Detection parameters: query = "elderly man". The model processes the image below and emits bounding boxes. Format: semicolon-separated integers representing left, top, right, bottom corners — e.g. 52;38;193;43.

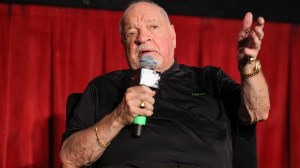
60;1;270;167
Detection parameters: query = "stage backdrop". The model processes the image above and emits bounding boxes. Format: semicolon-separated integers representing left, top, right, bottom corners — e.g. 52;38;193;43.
0;3;299;168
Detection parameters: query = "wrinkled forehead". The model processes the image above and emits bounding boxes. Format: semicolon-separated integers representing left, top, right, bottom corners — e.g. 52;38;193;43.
122;2;165;26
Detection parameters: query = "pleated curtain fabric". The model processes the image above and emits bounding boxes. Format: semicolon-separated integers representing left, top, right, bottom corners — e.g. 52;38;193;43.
0;3;300;168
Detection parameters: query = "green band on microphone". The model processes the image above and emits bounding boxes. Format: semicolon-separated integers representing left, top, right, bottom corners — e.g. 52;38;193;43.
133;116;146;125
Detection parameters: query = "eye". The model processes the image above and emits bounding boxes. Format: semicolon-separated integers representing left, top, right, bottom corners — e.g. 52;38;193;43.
127;31;136;37
151;25;158;30
125;30;138;41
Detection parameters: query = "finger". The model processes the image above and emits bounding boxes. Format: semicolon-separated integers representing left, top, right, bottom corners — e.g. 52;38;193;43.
138;93;155;105
139;99;154;111
127;94;154;114
132;105;154;117
253;26;264;41
253;19;265;41
114;98;138;125
242;12;253;31
238;12;253;40
125;86;155;109
136;85;156;96
243;47;259;58
126;86;155;100
256;16;265;29
250;30;262;49
137;109;153;117
140;109;154;117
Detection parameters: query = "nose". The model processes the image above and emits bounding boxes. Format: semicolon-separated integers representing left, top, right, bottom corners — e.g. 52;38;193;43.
134;29;151;45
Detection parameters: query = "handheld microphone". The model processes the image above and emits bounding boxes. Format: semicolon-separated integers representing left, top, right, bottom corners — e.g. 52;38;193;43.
132;55;160;137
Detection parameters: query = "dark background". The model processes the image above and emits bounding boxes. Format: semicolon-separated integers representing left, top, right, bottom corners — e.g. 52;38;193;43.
2;0;299;23
1;1;300;168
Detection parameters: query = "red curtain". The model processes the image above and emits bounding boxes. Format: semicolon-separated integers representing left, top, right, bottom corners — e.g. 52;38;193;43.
0;4;299;168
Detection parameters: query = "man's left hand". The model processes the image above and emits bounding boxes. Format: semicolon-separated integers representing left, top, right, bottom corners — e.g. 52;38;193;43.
238;12;265;74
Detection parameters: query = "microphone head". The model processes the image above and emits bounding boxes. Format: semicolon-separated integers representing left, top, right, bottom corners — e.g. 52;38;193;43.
140;55;157;70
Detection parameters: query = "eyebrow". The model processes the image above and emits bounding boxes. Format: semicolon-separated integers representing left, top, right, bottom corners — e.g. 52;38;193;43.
125;18;159;30
124;25;137;32
144;18;157;23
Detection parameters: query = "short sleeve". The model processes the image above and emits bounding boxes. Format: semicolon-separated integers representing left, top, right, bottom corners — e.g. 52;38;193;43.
217;68;256;139
62;82;99;142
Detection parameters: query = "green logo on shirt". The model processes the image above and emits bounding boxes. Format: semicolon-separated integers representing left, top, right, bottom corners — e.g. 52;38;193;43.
192;92;206;96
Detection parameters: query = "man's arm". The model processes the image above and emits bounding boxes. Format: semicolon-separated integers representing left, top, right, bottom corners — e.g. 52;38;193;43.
59;86;156;167
60;112;123;167
237;12;270;124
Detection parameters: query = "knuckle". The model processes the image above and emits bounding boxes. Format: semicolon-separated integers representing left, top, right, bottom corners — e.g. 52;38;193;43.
124;94;131;102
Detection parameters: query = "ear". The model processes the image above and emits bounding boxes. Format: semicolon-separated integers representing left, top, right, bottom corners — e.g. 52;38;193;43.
170;24;176;49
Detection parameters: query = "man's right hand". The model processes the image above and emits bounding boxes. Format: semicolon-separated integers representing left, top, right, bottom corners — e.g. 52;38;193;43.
113;85;156;125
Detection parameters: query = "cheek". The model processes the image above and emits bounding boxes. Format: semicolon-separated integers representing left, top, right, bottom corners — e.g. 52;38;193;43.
127;56;140;70
126;45;140;69
155;38;175;69
154;56;163;64
158;34;174;50
157;39;174;58
127;43;138;56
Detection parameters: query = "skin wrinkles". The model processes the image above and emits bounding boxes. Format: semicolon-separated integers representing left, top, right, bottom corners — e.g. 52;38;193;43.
59;2;270;167
120;2;176;72
136;44;160;59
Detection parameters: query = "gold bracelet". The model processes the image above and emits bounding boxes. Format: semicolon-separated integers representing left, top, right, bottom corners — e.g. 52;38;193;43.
94;124;110;148
240;68;260;78
239;59;262;79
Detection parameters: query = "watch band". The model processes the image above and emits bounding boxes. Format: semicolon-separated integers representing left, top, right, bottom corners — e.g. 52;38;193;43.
239;59;261;78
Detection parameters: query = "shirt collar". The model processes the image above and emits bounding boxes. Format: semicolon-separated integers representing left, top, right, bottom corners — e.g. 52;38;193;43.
159;61;181;77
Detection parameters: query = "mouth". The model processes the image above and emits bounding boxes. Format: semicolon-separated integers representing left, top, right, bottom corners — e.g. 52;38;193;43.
141;50;151;54
136;45;158;58
139;49;156;56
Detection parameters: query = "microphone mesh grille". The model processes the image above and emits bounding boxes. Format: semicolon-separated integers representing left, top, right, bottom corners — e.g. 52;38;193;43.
140;55;157;70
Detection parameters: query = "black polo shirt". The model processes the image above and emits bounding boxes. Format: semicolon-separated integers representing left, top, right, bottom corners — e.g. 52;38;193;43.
63;63;250;168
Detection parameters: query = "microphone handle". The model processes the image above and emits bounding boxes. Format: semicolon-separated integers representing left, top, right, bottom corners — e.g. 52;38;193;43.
133;116;146;137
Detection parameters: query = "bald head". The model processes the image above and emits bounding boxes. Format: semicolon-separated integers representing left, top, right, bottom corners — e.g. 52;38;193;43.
119;0;176;72
119;1;171;42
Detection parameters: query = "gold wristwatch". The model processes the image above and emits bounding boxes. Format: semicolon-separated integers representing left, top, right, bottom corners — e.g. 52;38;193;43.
239;59;261;78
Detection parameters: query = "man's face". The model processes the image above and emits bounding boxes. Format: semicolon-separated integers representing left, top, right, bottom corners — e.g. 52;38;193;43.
121;2;176;72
